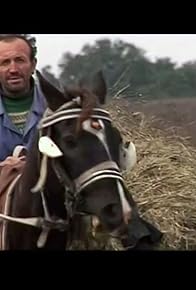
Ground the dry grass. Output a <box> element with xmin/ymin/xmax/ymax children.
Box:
<box><xmin>105</xmin><ymin>99</ymin><xmax>196</xmax><ymax>250</ymax></box>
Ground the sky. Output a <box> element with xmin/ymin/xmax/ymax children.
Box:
<box><xmin>32</xmin><ymin>34</ymin><xmax>196</xmax><ymax>76</ymax></box>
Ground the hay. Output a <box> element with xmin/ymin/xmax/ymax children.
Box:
<box><xmin>105</xmin><ymin>99</ymin><xmax>196</xmax><ymax>250</ymax></box>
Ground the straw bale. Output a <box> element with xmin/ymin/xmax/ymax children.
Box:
<box><xmin>105</xmin><ymin>99</ymin><xmax>196</xmax><ymax>250</ymax></box>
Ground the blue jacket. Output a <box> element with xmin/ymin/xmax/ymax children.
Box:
<box><xmin>0</xmin><ymin>80</ymin><xmax>47</xmax><ymax>161</ymax></box>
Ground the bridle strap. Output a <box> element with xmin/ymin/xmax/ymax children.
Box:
<box><xmin>74</xmin><ymin>161</ymin><xmax>123</xmax><ymax>193</ymax></box>
<box><xmin>77</xmin><ymin>174</ymin><xmax>124</xmax><ymax>194</ymax></box>
<box><xmin>39</xmin><ymin>108</ymin><xmax>111</xmax><ymax>129</ymax></box>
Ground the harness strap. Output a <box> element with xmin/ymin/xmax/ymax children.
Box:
<box><xmin>39</xmin><ymin>107</ymin><xmax>111</xmax><ymax>129</ymax></box>
<box><xmin>0</xmin><ymin>215</ymin><xmax>44</xmax><ymax>228</ymax></box>
<box><xmin>0</xmin><ymin>215</ymin><xmax>69</xmax><ymax>230</ymax></box>
<box><xmin>75</xmin><ymin>161</ymin><xmax>119</xmax><ymax>187</ymax></box>
<box><xmin>40</xmin><ymin>113</ymin><xmax>111</xmax><ymax>129</ymax></box>
<box><xmin>1</xmin><ymin>174</ymin><xmax>22</xmax><ymax>250</ymax></box>
<box><xmin>74</xmin><ymin>161</ymin><xmax>123</xmax><ymax>193</ymax></box>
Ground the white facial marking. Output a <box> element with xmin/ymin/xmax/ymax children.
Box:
<box><xmin>82</xmin><ymin>119</ymin><xmax>111</xmax><ymax>158</ymax></box>
<box><xmin>82</xmin><ymin>119</ymin><xmax>131</xmax><ymax>224</ymax></box>
<box><xmin>117</xmin><ymin>181</ymin><xmax>131</xmax><ymax>224</ymax></box>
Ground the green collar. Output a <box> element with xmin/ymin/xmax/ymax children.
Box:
<box><xmin>2</xmin><ymin>88</ymin><xmax>34</xmax><ymax>114</ymax></box>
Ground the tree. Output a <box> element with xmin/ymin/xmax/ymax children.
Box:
<box><xmin>58</xmin><ymin>38</ymin><xmax>151</xmax><ymax>97</ymax></box>
<box><xmin>54</xmin><ymin>38</ymin><xmax>196</xmax><ymax>99</ymax></box>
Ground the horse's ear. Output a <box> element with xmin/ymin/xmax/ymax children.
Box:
<box><xmin>36</xmin><ymin>70</ymin><xmax>67</xmax><ymax>111</ymax></box>
<box><xmin>79</xmin><ymin>71</ymin><xmax>107</xmax><ymax>105</ymax></box>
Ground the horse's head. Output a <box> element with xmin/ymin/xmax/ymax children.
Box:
<box><xmin>33</xmin><ymin>70</ymin><xmax>137</xmax><ymax>240</ymax></box>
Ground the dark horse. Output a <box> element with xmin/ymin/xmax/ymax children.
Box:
<box><xmin>1</xmin><ymin>71</ymin><xmax>162</xmax><ymax>250</ymax></box>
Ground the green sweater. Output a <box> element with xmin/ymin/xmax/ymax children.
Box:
<box><xmin>2</xmin><ymin>90</ymin><xmax>33</xmax><ymax>134</ymax></box>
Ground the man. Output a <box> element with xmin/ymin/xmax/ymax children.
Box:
<box><xmin>0</xmin><ymin>34</ymin><xmax>46</xmax><ymax>162</ymax></box>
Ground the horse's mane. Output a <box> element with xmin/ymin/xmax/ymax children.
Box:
<box><xmin>36</xmin><ymin>70</ymin><xmax>102</xmax><ymax>133</ymax></box>
<box><xmin>64</xmin><ymin>86</ymin><xmax>98</xmax><ymax>133</ymax></box>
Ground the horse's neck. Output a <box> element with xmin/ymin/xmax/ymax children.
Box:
<box><xmin>21</xmin><ymin>145</ymin><xmax>63</xmax><ymax>196</ymax></box>
<box><xmin>17</xmin><ymin>146</ymin><xmax>66</xmax><ymax>219</ymax></box>
<box><xmin>44</xmin><ymin>160</ymin><xmax>67</xmax><ymax>217</ymax></box>
<box><xmin>20</xmin><ymin>143</ymin><xmax>40</xmax><ymax>191</ymax></box>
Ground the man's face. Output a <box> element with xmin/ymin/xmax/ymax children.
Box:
<box><xmin>0</xmin><ymin>38</ymin><xmax>36</xmax><ymax>96</ymax></box>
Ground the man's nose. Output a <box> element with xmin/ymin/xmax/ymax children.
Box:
<box><xmin>8</xmin><ymin>61</ymin><xmax>18</xmax><ymax>73</ymax></box>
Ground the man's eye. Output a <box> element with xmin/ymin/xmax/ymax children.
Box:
<box><xmin>0</xmin><ymin>60</ymin><xmax>10</xmax><ymax>66</ymax></box>
<box><xmin>16</xmin><ymin>57</ymin><xmax>25</xmax><ymax>63</ymax></box>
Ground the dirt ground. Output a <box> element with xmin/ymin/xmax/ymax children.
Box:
<box><xmin>122</xmin><ymin>97</ymin><xmax>196</xmax><ymax>146</ymax></box>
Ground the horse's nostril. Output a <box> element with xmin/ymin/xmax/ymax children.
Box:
<box><xmin>104</xmin><ymin>204</ymin><xmax>121</xmax><ymax>217</ymax></box>
<box><xmin>100</xmin><ymin>204</ymin><xmax>123</xmax><ymax>231</ymax></box>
